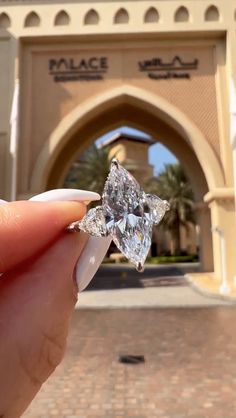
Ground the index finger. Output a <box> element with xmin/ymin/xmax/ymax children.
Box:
<box><xmin>0</xmin><ymin>200</ymin><xmax>86</xmax><ymax>273</ymax></box>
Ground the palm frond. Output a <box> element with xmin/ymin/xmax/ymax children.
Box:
<box><xmin>64</xmin><ymin>144</ymin><xmax>113</xmax><ymax>196</ymax></box>
<box><xmin>145</xmin><ymin>163</ymin><xmax>195</xmax><ymax>254</ymax></box>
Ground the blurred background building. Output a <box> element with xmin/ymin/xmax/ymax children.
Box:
<box><xmin>0</xmin><ymin>0</ymin><xmax>235</xmax><ymax>294</ymax></box>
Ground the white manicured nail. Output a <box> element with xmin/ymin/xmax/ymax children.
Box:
<box><xmin>76</xmin><ymin>236</ymin><xmax>112</xmax><ymax>292</ymax></box>
<box><xmin>31</xmin><ymin>189</ymin><xmax>108</xmax><ymax>291</ymax></box>
<box><xmin>0</xmin><ymin>200</ymin><xmax>7</xmax><ymax>274</ymax></box>
<box><xmin>29</xmin><ymin>189</ymin><xmax>100</xmax><ymax>202</ymax></box>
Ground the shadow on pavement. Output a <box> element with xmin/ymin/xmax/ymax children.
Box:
<box><xmin>85</xmin><ymin>262</ymin><xmax>200</xmax><ymax>291</ymax></box>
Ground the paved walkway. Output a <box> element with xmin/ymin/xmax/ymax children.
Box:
<box><xmin>76</xmin><ymin>286</ymin><xmax>233</xmax><ymax>309</ymax></box>
<box><xmin>77</xmin><ymin>263</ymin><xmax>234</xmax><ymax>308</ymax></box>
<box><xmin>23</xmin><ymin>265</ymin><xmax>236</xmax><ymax>418</ymax></box>
<box><xmin>24</xmin><ymin>306</ymin><xmax>236</xmax><ymax>418</ymax></box>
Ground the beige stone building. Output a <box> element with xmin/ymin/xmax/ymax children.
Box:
<box><xmin>103</xmin><ymin>132</ymin><xmax>154</xmax><ymax>184</ymax></box>
<box><xmin>0</xmin><ymin>0</ymin><xmax>236</xmax><ymax>295</ymax></box>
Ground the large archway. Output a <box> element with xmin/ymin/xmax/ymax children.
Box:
<box><xmin>31</xmin><ymin>86</ymin><xmax>224</xmax><ymax>195</ymax></box>
<box><xmin>31</xmin><ymin>86</ymin><xmax>225</xmax><ymax>273</ymax></box>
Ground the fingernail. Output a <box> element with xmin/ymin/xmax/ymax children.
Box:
<box><xmin>75</xmin><ymin>236</ymin><xmax>112</xmax><ymax>292</ymax></box>
<box><xmin>30</xmin><ymin>189</ymin><xmax>109</xmax><ymax>292</ymax></box>
<box><xmin>29</xmin><ymin>189</ymin><xmax>100</xmax><ymax>203</ymax></box>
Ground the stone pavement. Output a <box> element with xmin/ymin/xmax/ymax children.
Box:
<box><xmin>76</xmin><ymin>286</ymin><xmax>232</xmax><ymax>309</ymax></box>
<box><xmin>24</xmin><ymin>305</ymin><xmax>236</xmax><ymax>418</ymax></box>
<box><xmin>76</xmin><ymin>262</ymin><xmax>234</xmax><ymax>309</ymax></box>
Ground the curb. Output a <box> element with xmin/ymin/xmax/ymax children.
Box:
<box><xmin>185</xmin><ymin>274</ymin><xmax>236</xmax><ymax>304</ymax></box>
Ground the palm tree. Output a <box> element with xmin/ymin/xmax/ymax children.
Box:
<box><xmin>146</xmin><ymin>163</ymin><xmax>195</xmax><ymax>254</ymax></box>
<box><xmin>64</xmin><ymin>144</ymin><xmax>112</xmax><ymax>196</ymax></box>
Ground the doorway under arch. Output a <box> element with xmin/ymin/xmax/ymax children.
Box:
<box><xmin>31</xmin><ymin>86</ymin><xmax>224</xmax><ymax>272</ymax></box>
<box><xmin>31</xmin><ymin>86</ymin><xmax>224</xmax><ymax>195</ymax></box>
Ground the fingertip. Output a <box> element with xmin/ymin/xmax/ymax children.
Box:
<box><xmin>0</xmin><ymin>200</ymin><xmax>86</xmax><ymax>272</ymax></box>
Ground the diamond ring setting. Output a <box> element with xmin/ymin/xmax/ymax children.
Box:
<box><xmin>68</xmin><ymin>159</ymin><xmax>170</xmax><ymax>272</ymax></box>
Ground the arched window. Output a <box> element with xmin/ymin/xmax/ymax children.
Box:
<box><xmin>24</xmin><ymin>11</ymin><xmax>40</xmax><ymax>27</ymax></box>
<box><xmin>0</xmin><ymin>12</ymin><xmax>11</xmax><ymax>29</ymax></box>
<box><xmin>205</xmin><ymin>5</ymin><xmax>220</xmax><ymax>21</ymax></box>
<box><xmin>54</xmin><ymin>10</ymin><xmax>70</xmax><ymax>26</ymax></box>
<box><xmin>144</xmin><ymin>7</ymin><xmax>159</xmax><ymax>23</ymax></box>
<box><xmin>84</xmin><ymin>9</ymin><xmax>99</xmax><ymax>25</ymax></box>
<box><xmin>174</xmin><ymin>6</ymin><xmax>190</xmax><ymax>22</ymax></box>
<box><xmin>114</xmin><ymin>8</ymin><xmax>129</xmax><ymax>24</ymax></box>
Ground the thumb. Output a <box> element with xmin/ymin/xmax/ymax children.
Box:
<box><xmin>0</xmin><ymin>231</ymin><xmax>87</xmax><ymax>418</ymax></box>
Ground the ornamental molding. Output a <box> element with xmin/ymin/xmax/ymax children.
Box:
<box><xmin>204</xmin><ymin>188</ymin><xmax>235</xmax><ymax>204</ymax></box>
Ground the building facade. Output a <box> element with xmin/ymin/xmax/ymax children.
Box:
<box><xmin>103</xmin><ymin>132</ymin><xmax>154</xmax><ymax>184</ymax></box>
<box><xmin>0</xmin><ymin>0</ymin><xmax>235</xmax><ymax>293</ymax></box>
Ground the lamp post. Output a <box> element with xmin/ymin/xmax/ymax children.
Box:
<box><xmin>212</xmin><ymin>227</ymin><xmax>230</xmax><ymax>295</ymax></box>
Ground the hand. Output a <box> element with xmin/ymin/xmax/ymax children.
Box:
<box><xmin>0</xmin><ymin>200</ymin><xmax>87</xmax><ymax>418</ymax></box>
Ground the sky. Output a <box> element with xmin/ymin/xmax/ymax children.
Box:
<box><xmin>96</xmin><ymin>126</ymin><xmax>178</xmax><ymax>175</ymax></box>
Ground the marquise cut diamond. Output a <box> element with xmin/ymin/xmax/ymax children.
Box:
<box><xmin>76</xmin><ymin>159</ymin><xmax>169</xmax><ymax>271</ymax></box>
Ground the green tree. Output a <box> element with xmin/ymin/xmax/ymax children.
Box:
<box><xmin>64</xmin><ymin>144</ymin><xmax>112</xmax><ymax>196</ymax></box>
<box><xmin>146</xmin><ymin>163</ymin><xmax>195</xmax><ymax>254</ymax></box>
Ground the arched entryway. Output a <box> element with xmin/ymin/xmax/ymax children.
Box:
<box><xmin>31</xmin><ymin>86</ymin><xmax>225</xmax><ymax>275</ymax></box>
<box><xmin>31</xmin><ymin>86</ymin><xmax>224</xmax><ymax>193</ymax></box>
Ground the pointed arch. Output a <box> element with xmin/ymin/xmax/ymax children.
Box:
<box><xmin>144</xmin><ymin>7</ymin><xmax>159</xmax><ymax>23</ymax></box>
<box><xmin>205</xmin><ymin>5</ymin><xmax>220</xmax><ymax>21</ymax></box>
<box><xmin>114</xmin><ymin>8</ymin><xmax>129</xmax><ymax>24</ymax></box>
<box><xmin>24</xmin><ymin>11</ymin><xmax>40</xmax><ymax>27</ymax></box>
<box><xmin>84</xmin><ymin>9</ymin><xmax>99</xmax><ymax>25</ymax></box>
<box><xmin>31</xmin><ymin>85</ymin><xmax>224</xmax><ymax>193</ymax></box>
<box><xmin>174</xmin><ymin>6</ymin><xmax>190</xmax><ymax>22</ymax></box>
<box><xmin>54</xmin><ymin>10</ymin><xmax>70</xmax><ymax>26</ymax></box>
<box><xmin>0</xmin><ymin>12</ymin><xmax>11</xmax><ymax>29</ymax></box>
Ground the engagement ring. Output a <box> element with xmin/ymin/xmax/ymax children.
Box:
<box><xmin>68</xmin><ymin>159</ymin><xmax>170</xmax><ymax>271</ymax></box>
